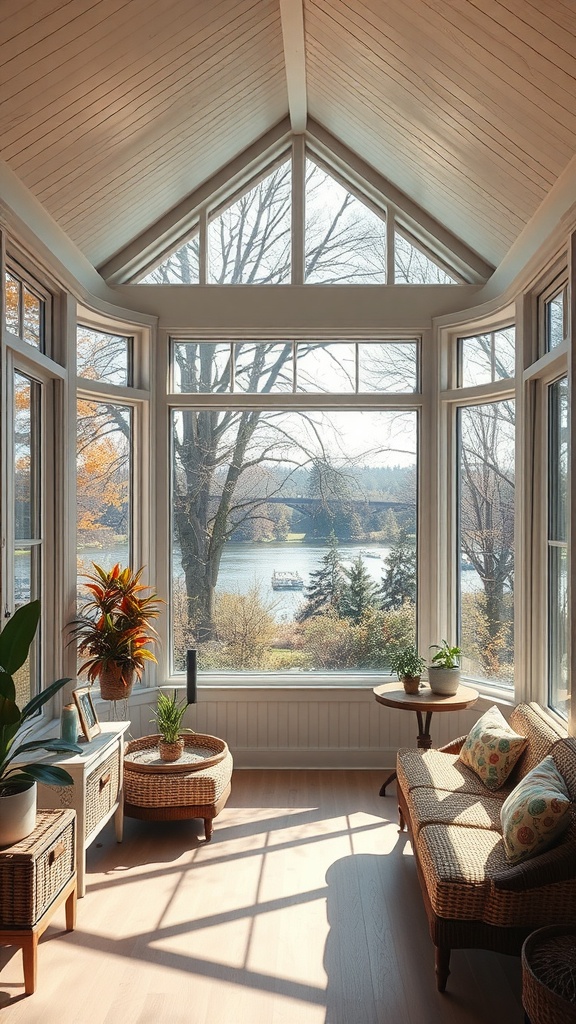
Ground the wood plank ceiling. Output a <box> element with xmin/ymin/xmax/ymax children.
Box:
<box><xmin>0</xmin><ymin>0</ymin><xmax>575</xmax><ymax>271</ymax></box>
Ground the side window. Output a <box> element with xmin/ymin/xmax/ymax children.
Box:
<box><xmin>547</xmin><ymin>376</ymin><xmax>568</xmax><ymax>716</ymax></box>
<box><xmin>12</xmin><ymin>370</ymin><xmax>43</xmax><ymax>703</ymax></box>
<box><xmin>4</xmin><ymin>264</ymin><xmax>50</xmax><ymax>354</ymax></box>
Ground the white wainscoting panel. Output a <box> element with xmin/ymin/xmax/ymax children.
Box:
<box><xmin>96</xmin><ymin>686</ymin><xmax>503</xmax><ymax>768</ymax></box>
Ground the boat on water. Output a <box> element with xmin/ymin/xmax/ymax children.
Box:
<box><xmin>271</xmin><ymin>570</ymin><xmax>304</xmax><ymax>590</ymax></box>
<box><xmin>359</xmin><ymin>548</ymin><xmax>382</xmax><ymax>559</ymax></box>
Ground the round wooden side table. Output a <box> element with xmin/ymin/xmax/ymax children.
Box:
<box><xmin>522</xmin><ymin>925</ymin><xmax>576</xmax><ymax>1024</ymax></box>
<box><xmin>373</xmin><ymin>681</ymin><xmax>479</xmax><ymax>795</ymax></box>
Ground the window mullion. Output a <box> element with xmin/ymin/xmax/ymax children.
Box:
<box><xmin>291</xmin><ymin>136</ymin><xmax>305</xmax><ymax>284</ymax></box>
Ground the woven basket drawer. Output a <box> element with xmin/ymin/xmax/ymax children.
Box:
<box><xmin>85</xmin><ymin>749</ymin><xmax>120</xmax><ymax>839</ymax></box>
<box><xmin>0</xmin><ymin>809</ymin><xmax>76</xmax><ymax>927</ymax></box>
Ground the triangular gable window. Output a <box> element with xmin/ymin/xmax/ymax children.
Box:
<box><xmin>136</xmin><ymin>143</ymin><xmax>467</xmax><ymax>285</ymax></box>
<box><xmin>394</xmin><ymin>230</ymin><xmax>457</xmax><ymax>284</ymax></box>
<box><xmin>305</xmin><ymin>159</ymin><xmax>387</xmax><ymax>284</ymax></box>
<box><xmin>140</xmin><ymin>233</ymin><xmax>200</xmax><ymax>284</ymax></box>
<box><xmin>209</xmin><ymin>160</ymin><xmax>292</xmax><ymax>284</ymax></box>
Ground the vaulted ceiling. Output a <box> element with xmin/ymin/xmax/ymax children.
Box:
<box><xmin>0</xmin><ymin>0</ymin><xmax>575</xmax><ymax>278</ymax></box>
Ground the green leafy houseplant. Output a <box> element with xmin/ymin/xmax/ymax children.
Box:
<box><xmin>69</xmin><ymin>563</ymin><xmax>162</xmax><ymax>700</ymax></box>
<box><xmin>428</xmin><ymin>640</ymin><xmax>462</xmax><ymax>696</ymax></box>
<box><xmin>151</xmin><ymin>689</ymin><xmax>192</xmax><ymax>762</ymax></box>
<box><xmin>390</xmin><ymin>645</ymin><xmax>427</xmax><ymax>694</ymax></box>
<box><xmin>429</xmin><ymin>640</ymin><xmax>462</xmax><ymax>669</ymax></box>
<box><xmin>0</xmin><ymin>601</ymin><xmax>82</xmax><ymax>845</ymax></box>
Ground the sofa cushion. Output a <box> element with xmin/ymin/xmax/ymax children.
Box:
<box><xmin>458</xmin><ymin>705</ymin><xmax>527</xmax><ymax>791</ymax></box>
<box><xmin>396</xmin><ymin>748</ymin><xmax>507</xmax><ymax>798</ymax></box>
<box><xmin>417</xmin><ymin>823</ymin><xmax>507</xmax><ymax>920</ymax></box>
<box><xmin>406</xmin><ymin>785</ymin><xmax>504</xmax><ymax>836</ymax></box>
<box><xmin>500</xmin><ymin>755</ymin><xmax>571</xmax><ymax>864</ymax></box>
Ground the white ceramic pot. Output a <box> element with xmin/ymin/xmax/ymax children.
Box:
<box><xmin>0</xmin><ymin>781</ymin><xmax>37</xmax><ymax>847</ymax></box>
<box><xmin>428</xmin><ymin>666</ymin><xmax>461</xmax><ymax>696</ymax></box>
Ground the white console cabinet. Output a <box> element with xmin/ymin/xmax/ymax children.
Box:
<box><xmin>19</xmin><ymin>721</ymin><xmax>130</xmax><ymax>897</ymax></box>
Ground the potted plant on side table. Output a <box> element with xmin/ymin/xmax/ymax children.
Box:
<box><xmin>151</xmin><ymin>690</ymin><xmax>192</xmax><ymax>762</ymax></box>
<box><xmin>390</xmin><ymin>645</ymin><xmax>427</xmax><ymax>695</ymax></box>
<box><xmin>428</xmin><ymin>640</ymin><xmax>462</xmax><ymax>696</ymax></box>
<box><xmin>0</xmin><ymin>601</ymin><xmax>82</xmax><ymax>847</ymax></box>
<box><xmin>68</xmin><ymin>563</ymin><xmax>162</xmax><ymax>701</ymax></box>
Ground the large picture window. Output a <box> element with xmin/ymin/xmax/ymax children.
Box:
<box><xmin>169</xmin><ymin>342</ymin><xmax>418</xmax><ymax>675</ymax></box>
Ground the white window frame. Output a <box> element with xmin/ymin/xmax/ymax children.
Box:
<box><xmin>157</xmin><ymin>328</ymin><xmax>429</xmax><ymax>688</ymax></box>
<box><xmin>74</xmin><ymin>309</ymin><xmax>154</xmax><ymax>684</ymax></box>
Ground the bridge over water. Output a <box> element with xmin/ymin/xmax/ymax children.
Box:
<box><xmin>261</xmin><ymin>496</ymin><xmax>415</xmax><ymax>514</ymax></box>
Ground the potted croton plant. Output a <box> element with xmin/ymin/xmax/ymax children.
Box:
<box><xmin>0</xmin><ymin>601</ymin><xmax>82</xmax><ymax>847</ymax></box>
<box><xmin>69</xmin><ymin>563</ymin><xmax>162</xmax><ymax>701</ymax></box>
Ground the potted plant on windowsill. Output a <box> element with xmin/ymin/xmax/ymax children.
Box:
<box><xmin>390</xmin><ymin>645</ymin><xmax>427</xmax><ymax>695</ymax></box>
<box><xmin>151</xmin><ymin>689</ymin><xmax>192</xmax><ymax>762</ymax></box>
<box><xmin>69</xmin><ymin>563</ymin><xmax>162</xmax><ymax>701</ymax></box>
<box><xmin>0</xmin><ymin>601</ymin><xmax>82</xmax><ymax>847</ymax></box>
<box><xmin>428</xmin><ymin>640</ymin><xmax>462</xmax><ymax>696</ymax></box>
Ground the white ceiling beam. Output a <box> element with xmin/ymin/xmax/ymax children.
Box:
<box><xmin>280</xmin><ymin>0</ymin><xmax>307</xmax><ymax>134</ymax></box>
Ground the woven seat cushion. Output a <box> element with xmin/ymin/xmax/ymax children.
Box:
<box><xmin>418</xmin><ymin>822</ymin><xmax>507</xmax><ymax>919</ymax></box>
<box><xmin>406</xmin><ymin>785</ymin><xmax>505</xmax><ymax>836</ymax></box>
<box><xmin>397</xmin><ymin>747</ymin><xmax>513</xmax><ymax>798</ymax></box>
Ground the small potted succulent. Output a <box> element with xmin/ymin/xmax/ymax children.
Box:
<box><xmin>151</xmin><ymin>689</ymin><xmax>192</xmax><ymax>762</ymax></box>
<box><xmin>69</xmin><ymin>563</ymin><xmax>162</xmax><ymax>700</ymax></box>
<box><xmin>428</xmin><ymin>640</ymin><xmax>462</xmax><ymax>696</ymax></box>
<box><xmin>390</xmin><ymin>645</ymin><xmax>427</xmax><ymax>694</ymax></box>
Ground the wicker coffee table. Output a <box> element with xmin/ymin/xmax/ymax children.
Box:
<box><xmin>123</xmin><ymin>734</ymin><xmax>233</xmax><ymax>841</ymax></box>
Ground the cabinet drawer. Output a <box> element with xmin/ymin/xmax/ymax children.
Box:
<box><xmin>0</xmin><ymin>810</ymin><xmax>76</xmax><ymax>926</ymax></box>
<box><xmin>85</xmin><ymin>748</ymin><xmax>120</xmax><ymax>839</ymax></box>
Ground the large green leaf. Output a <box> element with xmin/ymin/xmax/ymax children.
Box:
<box><xmin>12</xmin><ymin>738</ymin><xmax>82</xmax><ymax>759</ymax></box>
<box><xmin>0</xmin><ymin>601</ymin><xmax>40</xmax><ymax>674</ymax></box>
<box><xmin>20</xmin><ymin>677</ymin><xmax>72</xmax><ymax>722</ymax></box>
<box><xmin>5</xmin><ymin>763</ymin><xmax>74</xmax><ymax>786</ymax></box>
<box><xmin>0</xmin><ymin>694</ymin><xmax>20</xmax><ymax>727</ymax></box>
<box><xmin>0</xmin><ymin>672</ymin><xmax>15</xmax><ymax>703</ymax></box>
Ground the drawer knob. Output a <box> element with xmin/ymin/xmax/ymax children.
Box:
<box><xmin>99</xmin><ymin>773</ymin><xmax>111</xmax><ymax>790</ymax></box>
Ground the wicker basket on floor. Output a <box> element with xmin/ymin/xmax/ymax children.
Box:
<box><xmin>123</xmin><ymin>734</ymin><xmax>233</xmax><ymax>839</ymax></box>
<box><xmin>522</xmin><ymin>925</ymin><xmax>576</xmax><ymax>1024</ymax></box>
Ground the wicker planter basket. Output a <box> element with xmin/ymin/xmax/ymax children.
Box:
<box><xmin>99</xmin><ymin>664</ymin><xmax>134</xmax><ymax>701</ymax></box>
<box><xmin>158</xmin><ymin>738</ymin><xmax>185</xmax><ymax>762</ymax></box>
<box><xmin>522</xmin><ymin>925</ymin><xmax>576</xmax><ymax>1024</ymax></box>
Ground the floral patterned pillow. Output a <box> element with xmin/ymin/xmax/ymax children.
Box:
<box><xmin>458</xmin><ymin>705</ymin><xmax>527</xmax><ymax>791</ymax></box>
<box><xmin>500</xmin><ymin>755</ymin><xmax>571</xmax><ymax>864</ymax></box>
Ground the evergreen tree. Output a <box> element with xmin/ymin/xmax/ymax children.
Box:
<box><xmin>380</xmin><ymin>529</ymin><xmax>416</xmax><ymax>610</ymax></box>
<box><xmin>297</xmin><ymin>531</ymin><xmax>345</xmax><ymax>620</ymax></box>
<box><xmin>340</xmin><ymin>555</ymin><xmax>378</xmax><ymax>623</ymax></box>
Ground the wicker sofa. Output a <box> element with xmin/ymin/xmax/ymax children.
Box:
<box><xmin>396</xmin><ymin>702</ymin><xmax>576</xmax><ymax>992</ymax></box>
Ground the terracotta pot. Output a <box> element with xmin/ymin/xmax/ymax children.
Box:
<box><xmin>402</xmin><ymin>674</ymin><xmax>421</xmax><ymax>695</ymax></box>
<box><xmin>159</xmin><ymin>738</ymin><xmax>185</xmax><ymax>762</ymax></box>
<box><xmin>0</xmin><ymin>782</ymin><xmax>37</xmax><ymax>847</ymax></box>
<box><xmin>99</xmin><ymin>663</ymin><xmax>135</xmax><ymax>701</ymax></box>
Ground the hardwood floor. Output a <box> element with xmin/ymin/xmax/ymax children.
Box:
<box><xmin>0</xmin><ymin>771</ymin><xmax>523</xmax><ymax>1023</ymax></box>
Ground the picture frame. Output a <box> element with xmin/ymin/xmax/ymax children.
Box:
<box><xmin>72</xmin><ymin>686</ymin><xmax>101</xmax><ymax>741</ymax></box>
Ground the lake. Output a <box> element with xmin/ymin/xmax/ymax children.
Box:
<box><xmin>17</xmin><ymin>539</ymin><xmax>482</xmax><ymax>621</ymax></box>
